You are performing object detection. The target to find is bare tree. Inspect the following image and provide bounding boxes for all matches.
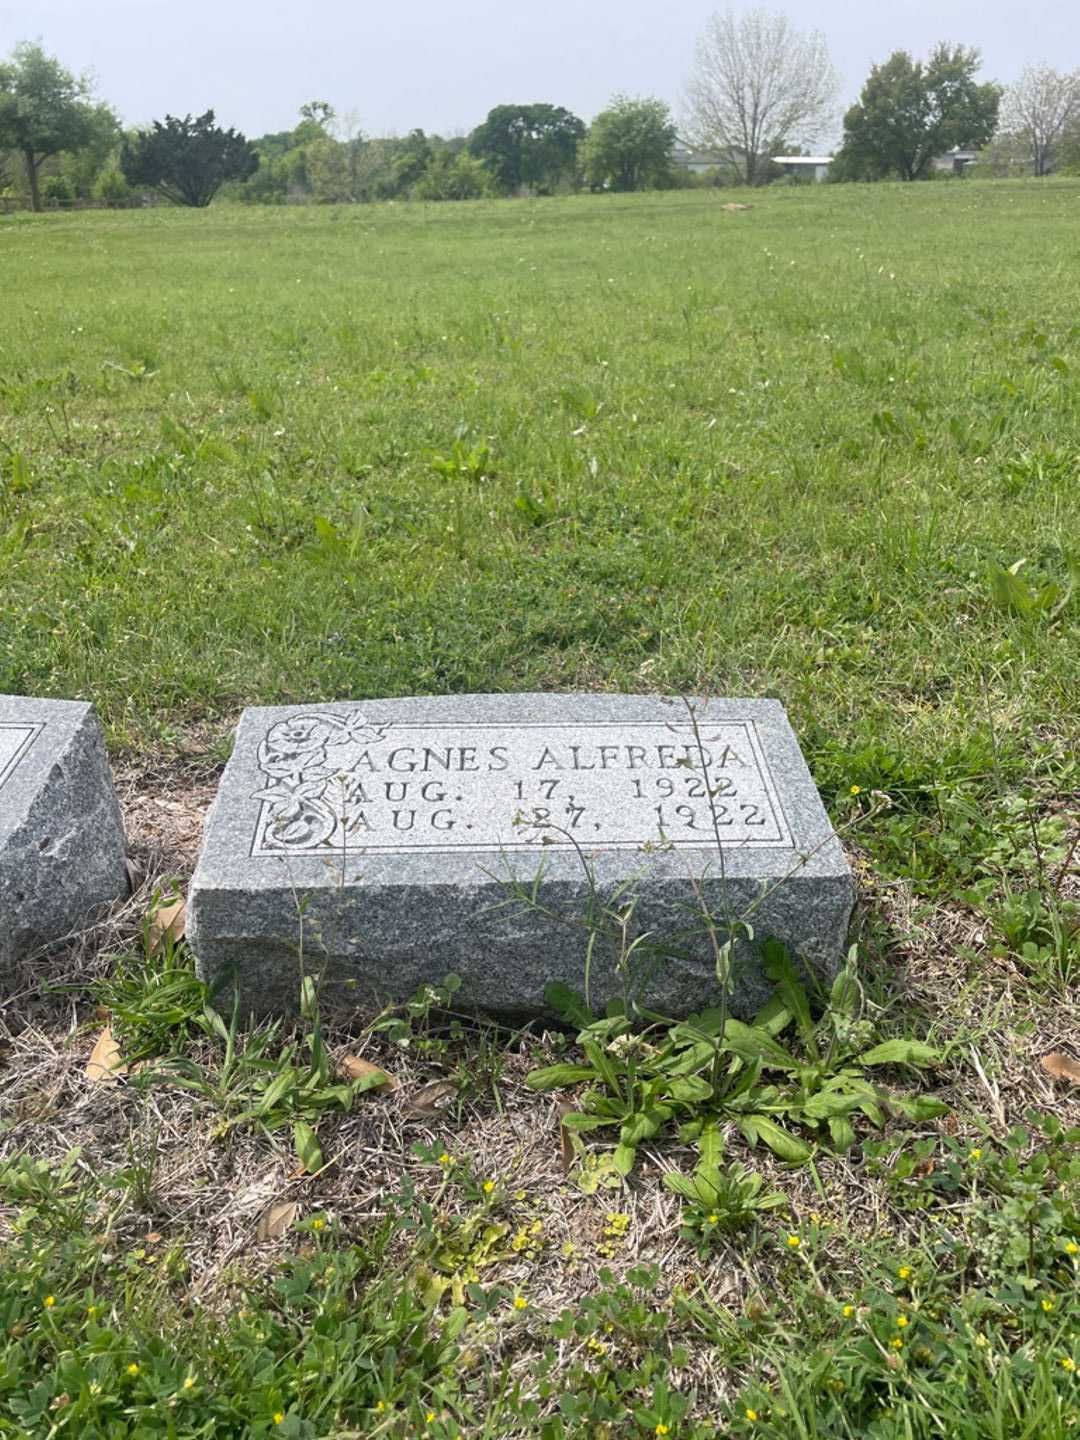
[999,65,1080,176]
[684,7,839,185]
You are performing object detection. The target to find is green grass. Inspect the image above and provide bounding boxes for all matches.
[1,183,1077,756]
[0,181,1078,1436]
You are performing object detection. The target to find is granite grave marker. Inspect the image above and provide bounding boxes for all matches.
[189,694,854,1018]
[0,696,129,979]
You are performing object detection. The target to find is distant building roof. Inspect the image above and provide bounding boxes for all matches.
[773,156,833,166]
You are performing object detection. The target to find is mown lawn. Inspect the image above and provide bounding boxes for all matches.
[0,182,1077,1437]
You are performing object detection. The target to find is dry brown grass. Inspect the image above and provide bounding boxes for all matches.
[0,755,1077,1414]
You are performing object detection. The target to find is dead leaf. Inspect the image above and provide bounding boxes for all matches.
[722,202,751,211]
[558,1099,577,1175]
[341,1056,398,1092]
[1041,1052,1080,1084]
[149,896,186,951]
[405,1079,457,1116]
[256,1200,298,1241]
[86,1027,127,1085]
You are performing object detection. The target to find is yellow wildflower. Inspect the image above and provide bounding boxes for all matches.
[890,1338,903,1351]
[438,1152,453,1166]
[707,1213,719,1224]
[43,1296,55,1309]
[850,785,861,796]
[842,1304,855,1318]
[1061,1357,1076,1372]
[786,1234,801,1249]
[426,1413,437,1424]
[183,1376,196,1390]
[746,1409,759,1422]
[513,1295,528,1310]
[127,1364,139,1377]
[897,1266,911,1280]
[1042,1298,1055,1314]
[483,1180,495,1194]
[273,1415,285,1426]
[1066,1241,1079,1256]
[969,1149,982,1162]
[311,1218,325,1231]
[656,1426,670,1437]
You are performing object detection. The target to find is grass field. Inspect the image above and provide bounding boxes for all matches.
[0,182,1078,1437]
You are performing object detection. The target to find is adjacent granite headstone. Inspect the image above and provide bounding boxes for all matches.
[0,696,129,979]
[189,694,854,1019]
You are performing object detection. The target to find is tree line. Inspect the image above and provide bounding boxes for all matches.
[3,11,1080,212]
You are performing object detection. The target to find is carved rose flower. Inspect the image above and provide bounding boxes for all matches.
[266,717,337,754]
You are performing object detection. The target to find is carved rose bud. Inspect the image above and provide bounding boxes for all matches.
[258,741,329,778]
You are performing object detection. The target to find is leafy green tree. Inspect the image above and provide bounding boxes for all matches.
[580,95,677,191]
[298,100,335,132]
[413,147,490,201]
[234,107,339,203]
[1060,121,1080,175]
[0,42,114,211]
[470,104,585,193]
[56,102,123,201]
[305,135,354,202]
[121,110,258,207]
[835,45,1000,181]
[391,129,434,194]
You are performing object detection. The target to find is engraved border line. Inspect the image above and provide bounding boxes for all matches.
[0,722,43,795]
[248,718,795,859]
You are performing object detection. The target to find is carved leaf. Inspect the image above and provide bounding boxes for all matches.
[251,786,296,804]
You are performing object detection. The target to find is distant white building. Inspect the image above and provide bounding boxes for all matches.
[671,138,729,174]
[932,146,979,174]
[772,155,833,182]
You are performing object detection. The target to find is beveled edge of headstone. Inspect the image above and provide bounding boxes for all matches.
[0,694,130,971]
[0,695,104,839]
[191,693,850,894]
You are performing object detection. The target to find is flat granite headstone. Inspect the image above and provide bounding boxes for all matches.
[0,696,129,979]
[189,694,854,1019]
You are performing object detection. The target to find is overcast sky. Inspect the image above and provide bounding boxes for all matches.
[2,1,1075,140]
